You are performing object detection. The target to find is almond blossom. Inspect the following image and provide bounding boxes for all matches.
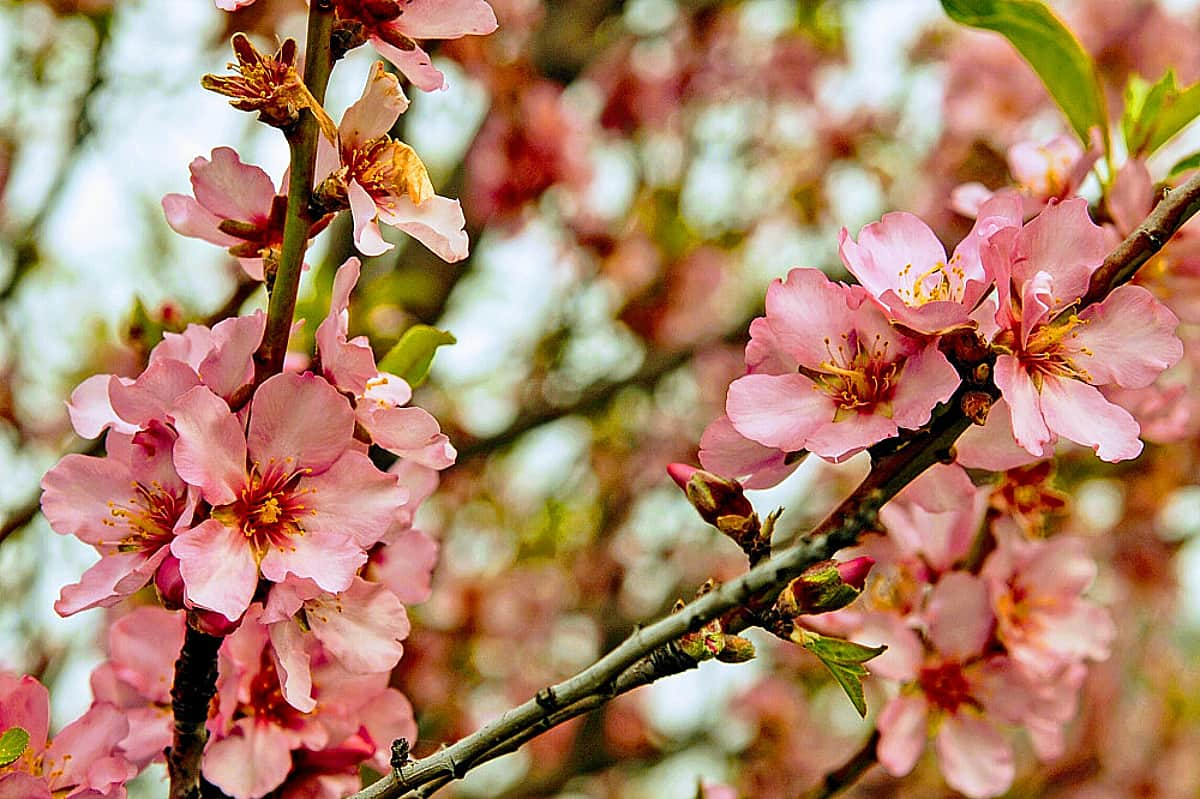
[162,148,299,281]
[983,198,1183,461]
[874,573,1075,798]
[167,372,406,622]
[981,529,1114,678]
[725,268,960,462]
[203,606,415,799]
[952,133,1099,218]
[332,0,498,92]
[0,673,136,799]
[316,63,468,261]
[839,193,1022,335]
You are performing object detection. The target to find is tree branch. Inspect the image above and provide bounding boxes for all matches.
[800,732,880,799]
[166,623,223,799]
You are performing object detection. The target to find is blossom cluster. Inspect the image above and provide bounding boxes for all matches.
[700,192,1183,486]
[31,255,449,795]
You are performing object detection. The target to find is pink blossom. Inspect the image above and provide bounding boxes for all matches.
[877,463,988,574]
[333,0,498,92]
[982,533,1114,677]
[952,134,1099,219]
[167,372,406,621]
[261,577,411,711]
[317,64,468,261]
[202,607,416,799]
[162,148,295,281]
[0,673,136,799]
[89,607,185,767]
[315,257,456,472]
[839,194,1021,335]
[41,423,195,616]
[725,268,960,462]
[984,199,1183,462]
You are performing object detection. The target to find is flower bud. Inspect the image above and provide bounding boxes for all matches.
[154,555,186,611]
[679,619,725,662]
[190,608,242,637]
[667,464,754,525]
[775,557,875,617]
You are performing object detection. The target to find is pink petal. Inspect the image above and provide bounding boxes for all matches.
[40,453,135,544]
[340,62,408,153]
[370,528,439,604]
[898,463,975,514]
[697,414,799,489]
[0,774,51,799]
[162,193,240,246]
[109,358,201,428]
[258,531,366,595]
[190,147,275,223]
[1039,376,1143,461]
[891,345,960,429]
[726,373,830,451]
[170,386,247,505]
[308,578,410,673]
[1013,198,1107,307]
[247,373,354,474]
[203,719,295,799]
[43,703,130,793]
[993,355,1052,457]
[762,268,858,368]
[804,411,897,462]
[108,607,185,704]
[172,519,258,621]
[840,212,947,303]
[0,673,49,752]
[348,179,391,256]
[744,316,798,375]
[391,0,498,38]
[1072,285,1182,388]
[67,374,135,439]
[302,451,407,548]
[379,194,470,263]
[928,572,993,660]
[268,620,316,713]
[876,695,928,777]
[315,258,378,395]
[370,36,444,92]
[201,311,267,400]
[934,715,1015,799]
[56,550,161,616]
[358,404,454,468]
[883,293,977,336]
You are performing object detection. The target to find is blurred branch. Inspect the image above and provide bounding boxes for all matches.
[1,10,113,301]
[348,167,1200,799]
[800,732,880,799]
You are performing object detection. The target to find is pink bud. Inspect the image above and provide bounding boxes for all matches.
[190,608,242,637]
[837,556,875,591]
[667,462,698,490]
[154,555,186,611]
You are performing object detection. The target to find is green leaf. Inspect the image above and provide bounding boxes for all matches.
[941,0,1106,146]
[376,325,456,388]
[1122,70,1200,156]
[0,726,30,767]
[1169,151,1200,177]
[796,630,887,717]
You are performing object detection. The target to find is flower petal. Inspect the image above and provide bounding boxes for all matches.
[876,695,928,777]
[697,414,799,489]
[259,531,366,595]
[247,373,354,474]
[348,179,391,256]
[934,715,1015,799]
[993,355,1052,457]
[1071,285,1182,388]
[162,193,240,246]
[190,147,275,223]
[726,373,829,451]
[302,451,407,548]
[308,578,410,673]
[1039,376,1143,461]
[172,519,258,621]
[379,194,470,263]
[202,718,295,799]
[340,62,408,153]
[370,36,444,92]
[928,572,993,660]
[170,386,247,505]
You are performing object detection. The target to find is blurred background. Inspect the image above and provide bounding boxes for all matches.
[3,0,1200,796]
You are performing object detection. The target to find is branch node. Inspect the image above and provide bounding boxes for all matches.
[535,686,559,710]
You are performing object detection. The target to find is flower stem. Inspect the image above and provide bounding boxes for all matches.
[254,0,337,381]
